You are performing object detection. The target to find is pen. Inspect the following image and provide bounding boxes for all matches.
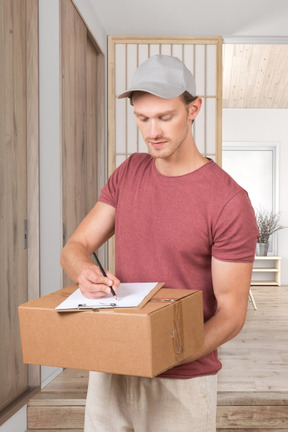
[93,252,118,299]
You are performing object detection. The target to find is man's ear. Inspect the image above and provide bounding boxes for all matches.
[188,97,202,121]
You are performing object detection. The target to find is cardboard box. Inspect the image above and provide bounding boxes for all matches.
[19,286,204,377]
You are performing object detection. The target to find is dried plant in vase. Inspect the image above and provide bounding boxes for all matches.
[255,208,286,256]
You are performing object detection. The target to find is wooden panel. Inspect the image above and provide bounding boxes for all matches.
[216,406,288,428]
[85,38,98,215]
[0,0,29,413]
[61,0,103,285]
[95,50,106,202]
[27,430,83,432]
[218,392,288,406]
[26,0,40,301]
[223,44,288,109]
[217,429,287,431]
[61,0,87,266]
[27,406,85,429]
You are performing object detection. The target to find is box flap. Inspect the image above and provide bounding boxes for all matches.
[115,288,200,315]
[152,288,200,301]
[19,286,77,310]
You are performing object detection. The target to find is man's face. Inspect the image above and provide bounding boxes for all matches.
[133,92,195,161]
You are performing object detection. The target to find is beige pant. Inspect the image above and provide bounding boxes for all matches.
[84,372,217,432]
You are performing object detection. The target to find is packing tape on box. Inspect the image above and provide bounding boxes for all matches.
[172,301,184,361]
[151,297,185,361]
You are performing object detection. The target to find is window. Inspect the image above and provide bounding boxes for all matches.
[222,142,279,254]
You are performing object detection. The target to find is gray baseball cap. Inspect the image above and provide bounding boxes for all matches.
[118,55,196,99]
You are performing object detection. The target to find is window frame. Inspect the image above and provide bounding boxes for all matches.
[223,141,280,255]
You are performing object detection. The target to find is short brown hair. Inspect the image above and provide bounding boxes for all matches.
[179,91,198,106]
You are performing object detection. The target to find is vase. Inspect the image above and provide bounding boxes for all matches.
[256,242,269,256]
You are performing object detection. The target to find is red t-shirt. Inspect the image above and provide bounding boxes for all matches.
[99,153,259,379]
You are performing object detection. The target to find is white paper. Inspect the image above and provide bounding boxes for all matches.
[55,282,159,311]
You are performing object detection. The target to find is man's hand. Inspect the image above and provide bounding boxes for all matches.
[77,265,120,299]
[60,202,118,295]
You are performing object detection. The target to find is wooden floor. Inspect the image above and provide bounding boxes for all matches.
[217,285,288,430]
[27,286,288,431]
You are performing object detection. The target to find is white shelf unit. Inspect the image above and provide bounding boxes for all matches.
[251,256,282,286]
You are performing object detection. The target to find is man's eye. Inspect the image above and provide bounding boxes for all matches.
[161,116,172,122]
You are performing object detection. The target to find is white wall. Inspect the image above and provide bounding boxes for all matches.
[85,0,288,38]
[72,0,107,56]
[223,109,288,285]
[39,0,62,387]
[0,406,27,432]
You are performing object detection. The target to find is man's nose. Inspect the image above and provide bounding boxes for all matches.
[148,120,162,138]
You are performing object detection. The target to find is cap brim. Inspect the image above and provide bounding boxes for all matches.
[117,82,186,99]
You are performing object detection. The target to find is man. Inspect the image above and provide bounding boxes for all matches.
[60,55,259,431]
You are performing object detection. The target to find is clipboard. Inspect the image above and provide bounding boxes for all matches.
[55,282,164,312]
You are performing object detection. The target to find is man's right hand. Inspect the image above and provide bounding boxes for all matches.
[77,265,121,299]
[60,202,119,297]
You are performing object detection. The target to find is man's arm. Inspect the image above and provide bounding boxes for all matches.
[179,257,253,364]
[60,201,120,298]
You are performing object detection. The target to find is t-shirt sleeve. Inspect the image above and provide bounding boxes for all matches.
[98,161,126,208]
[212,190,259,263]
[98,175,117,208]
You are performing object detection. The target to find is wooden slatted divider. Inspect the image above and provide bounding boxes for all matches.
[108,36,222,272]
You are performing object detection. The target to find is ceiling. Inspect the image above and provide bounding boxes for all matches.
[90,0,288,39]
[90,0,288,108]
[223,44,288,109]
